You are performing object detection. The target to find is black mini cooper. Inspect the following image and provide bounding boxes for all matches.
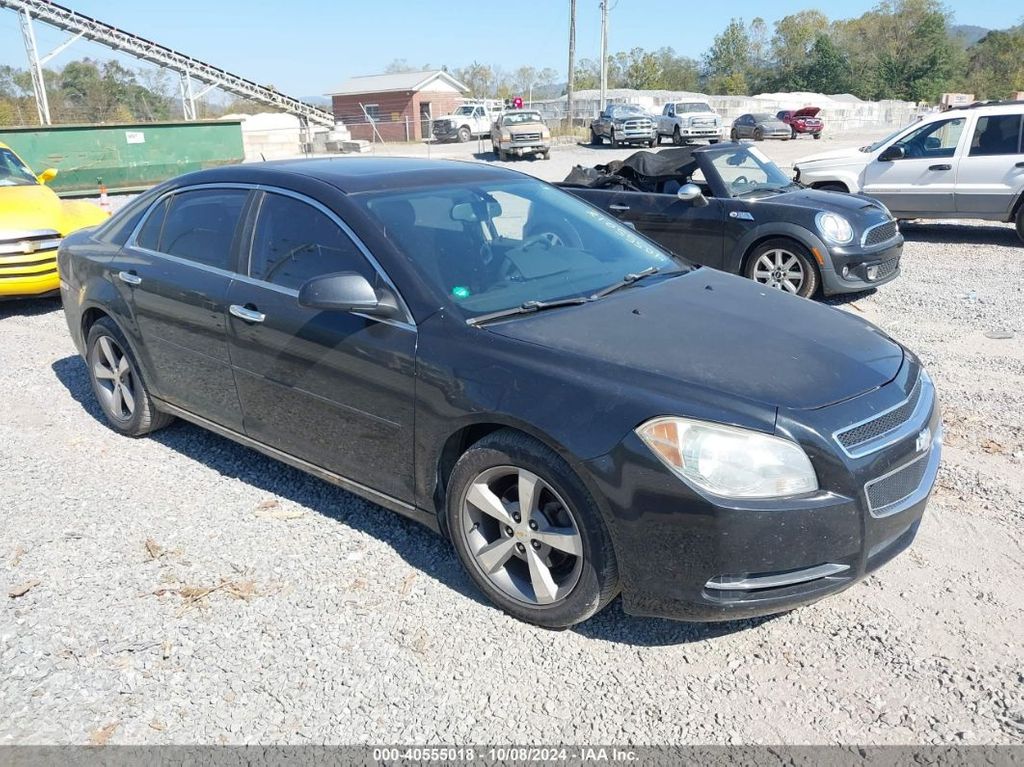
[560,145,903,298]
[58,157,940,627]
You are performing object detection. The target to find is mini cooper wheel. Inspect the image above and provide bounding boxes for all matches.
[86,317,173,436]
[446,430,618,628]
[745,239,819,298]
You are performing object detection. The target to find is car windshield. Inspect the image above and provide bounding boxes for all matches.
[0,148,38,187]
[611,105,645,116]
[678,103,712,113]
[504,112,543,125]
[454,106,475,115]
[707,146,795,197]
[862,123,915,152]
[359,179,689,318]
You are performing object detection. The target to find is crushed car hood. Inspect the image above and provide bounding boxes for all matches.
[486,270,903,411]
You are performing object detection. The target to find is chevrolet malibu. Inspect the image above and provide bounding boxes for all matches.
[58,158,941,628]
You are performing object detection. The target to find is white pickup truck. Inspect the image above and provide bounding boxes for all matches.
[656,101,724,145]
[432,100,504,143]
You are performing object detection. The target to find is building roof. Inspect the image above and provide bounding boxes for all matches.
[326,70,469,97]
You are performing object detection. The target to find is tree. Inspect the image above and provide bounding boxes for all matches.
[653,48,700,91]
[800,34,852,94]
[963,26,1024,98]
[621,48,660,90]
[453,62,494,97]
[767,10,830,90]
[703,18,753,94]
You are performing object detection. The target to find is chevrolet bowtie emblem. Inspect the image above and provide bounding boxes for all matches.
[19,240,37,255]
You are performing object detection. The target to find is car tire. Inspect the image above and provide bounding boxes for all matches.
[672,127,683,146]
[590,127,602,146]
[542,151,551,160]
[610,129,620,148]
[754,128,764,141]
[492,143,500,156]
[457,126,472,143]
[86,317,173,437]
[646,139,656,148]
[745,238,820,299]
[1015,205,1024,244]
[709,138,720,145]
[499,148,508,161]
[813,133,822,140]
[445,429,619,628]
[730,128,738,141]
[791,128,797,140]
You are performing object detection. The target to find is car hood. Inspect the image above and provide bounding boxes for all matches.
[793,107,821,118]
[485,270,903,411]
[755,187,890,218]
[509,123,546,132]
[794,146,866,167]
[758,120,791,130]
[0,184,107,235]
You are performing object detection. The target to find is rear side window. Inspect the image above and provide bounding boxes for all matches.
[969,114,1023,156]
[143,189,247,270]
[249,193,375,290]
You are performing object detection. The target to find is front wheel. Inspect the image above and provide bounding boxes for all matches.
[445,430,619,628]
[86,317,173,436]
[754,127,764,141]
[457,126,472,143]
[672,127,683,146]
[590,127,602,146]
[498,148,508,161]
[745,239,819,298]
[730,128,738,141]
[813,132,822,140]
[1015,206,1024,244]
[610,129,620,148]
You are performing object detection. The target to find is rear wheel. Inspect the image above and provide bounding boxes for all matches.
[745,238,819,299]
[86,317,173,437]
[445,430,619,628]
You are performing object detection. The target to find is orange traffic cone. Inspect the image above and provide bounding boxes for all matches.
[97,178,111,213]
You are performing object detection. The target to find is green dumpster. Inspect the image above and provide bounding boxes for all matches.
[0,120,244,196]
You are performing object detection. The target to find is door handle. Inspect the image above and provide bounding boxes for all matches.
[928,164,952,171]
[229,304,266,323]
[117,271,141,286]
[609,204,631,212]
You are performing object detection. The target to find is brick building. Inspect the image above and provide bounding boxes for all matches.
[327,70,470,142]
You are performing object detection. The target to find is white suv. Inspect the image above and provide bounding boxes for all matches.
[793,101,1024,241]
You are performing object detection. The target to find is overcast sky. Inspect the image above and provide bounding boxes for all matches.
[0,0,1018,98]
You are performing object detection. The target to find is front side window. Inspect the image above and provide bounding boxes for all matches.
[360,179,687,318]
[140,189,247,270]
[893,117,965,159]
[249,193,375,291]
[969,114,1023,156]
[0,148,38,187]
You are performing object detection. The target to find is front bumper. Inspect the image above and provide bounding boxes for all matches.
[0,249,60,299]
[583,361,940,622]
[821,235,903,295]
[499,140,550,156]
[676,127,722,139]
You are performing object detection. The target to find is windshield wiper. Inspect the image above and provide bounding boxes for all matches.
[466,297,589,326]
[589,266,660,299]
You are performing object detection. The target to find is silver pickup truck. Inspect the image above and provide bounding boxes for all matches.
[656,101,723,145]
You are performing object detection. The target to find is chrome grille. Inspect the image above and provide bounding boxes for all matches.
[865,452,930,515]
[0,229,62,256]
[512,132,542,142]
[623,118,653,130]
[836,375,923,453]
[863,220,898,246]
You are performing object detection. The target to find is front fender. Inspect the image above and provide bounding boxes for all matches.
[727,221,832,280]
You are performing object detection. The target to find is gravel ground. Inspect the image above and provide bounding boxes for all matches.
[2,133,1023,746]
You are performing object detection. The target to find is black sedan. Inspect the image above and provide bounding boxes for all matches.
[58,157,940,627]
[560,145,903,298]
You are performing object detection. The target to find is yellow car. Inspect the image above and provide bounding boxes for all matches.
[1,141,109,300]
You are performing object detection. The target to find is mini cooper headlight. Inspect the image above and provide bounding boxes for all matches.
[637,417,818,499]
[816,211,854,245]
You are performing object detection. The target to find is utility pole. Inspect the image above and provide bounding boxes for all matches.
[567,0,576,131]
[599,0,608,111]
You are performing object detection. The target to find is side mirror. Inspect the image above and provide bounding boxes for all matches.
[878,145,905,162]
[37,168,58,184]
[298,272,401,319]
[677,183,708,207]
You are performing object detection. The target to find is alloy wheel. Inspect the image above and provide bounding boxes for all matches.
[459,465,584,606]
[91,335,136,421]
[752,248,806,294]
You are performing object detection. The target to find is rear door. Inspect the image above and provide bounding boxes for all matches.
[955,112,1024,217]
[122,186,250,430]
[225,189,417,503]
[861,116,966,215]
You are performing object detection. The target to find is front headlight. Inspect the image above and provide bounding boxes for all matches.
[636,417,818,499]
[816,211,854,245]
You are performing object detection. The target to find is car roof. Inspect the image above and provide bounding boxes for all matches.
[169,157,519,194]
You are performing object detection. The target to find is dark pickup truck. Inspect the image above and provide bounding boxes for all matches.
[555,144,903,298]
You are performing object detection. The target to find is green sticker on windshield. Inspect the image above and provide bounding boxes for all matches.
[452,286,471,299]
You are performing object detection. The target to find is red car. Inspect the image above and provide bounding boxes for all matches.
[777,107,823,139]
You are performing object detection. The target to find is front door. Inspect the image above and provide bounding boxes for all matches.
[955,112,1024,217]
[122,187,250,430]
[225,190,417,503]
[862,116,966,216]
[419,102,431,140]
